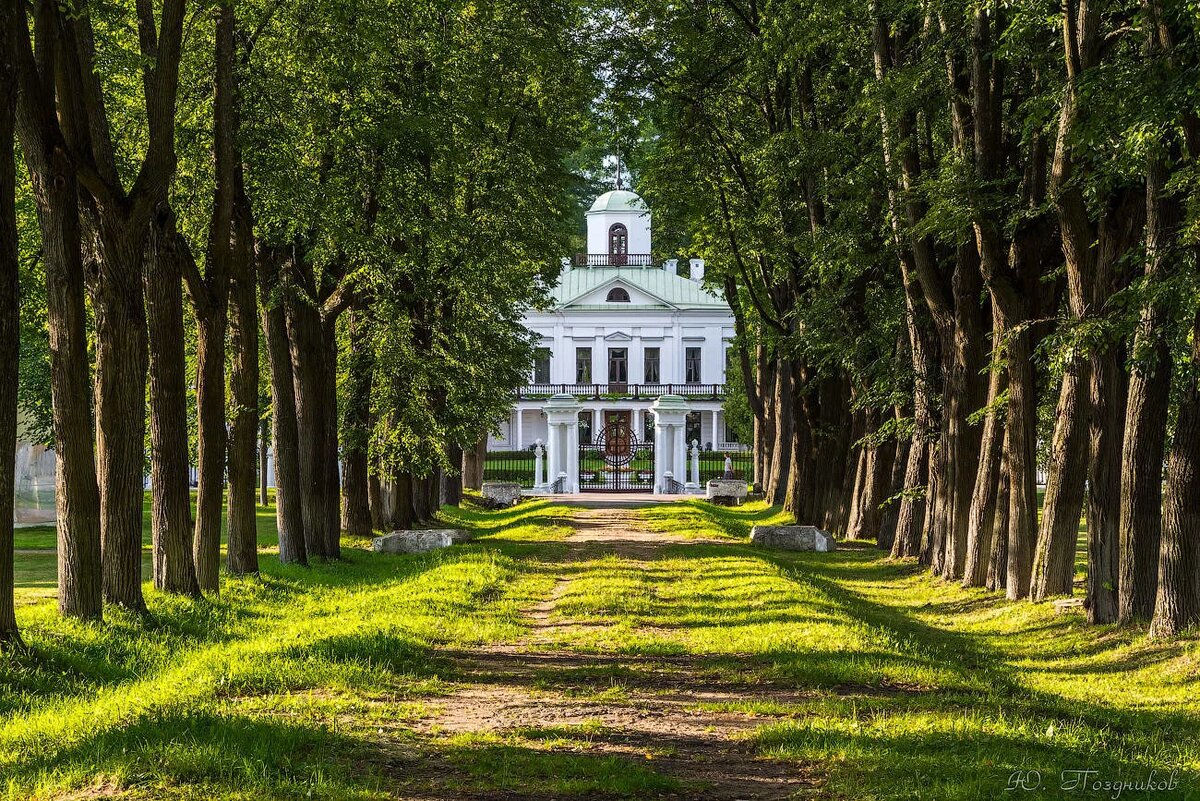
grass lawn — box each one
[3,497,1197,799]
[13,490,283,552]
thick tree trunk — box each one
[91,241,149,613]
[766,357,792,505]
[1119,150,1178,623]
[1030,360,1090,600]
[462,439,487,491]
[17,133,102,620]
[963,353,1006,588]
[1004,327,1038,600]
[226,200,259,576]
[444,444,464,507]
[0,66,21,644]
[261,270,306,565]
[146,209,201,596]
[1086,346,1127,623]
[287,295,332,559]
[340,309,373,536]
[1150,309,1200,638]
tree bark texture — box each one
[10,12,103,620]
[0,56,22,643]
[340,309,373,536]
[226,189,259,576]
[287,293,334,559]
[1150,309,1200,638]
[1030,359,1090,600]
[145,208,201,596]
[261,272,305,565]
[963,350,1006,588]
[91,235,149,613]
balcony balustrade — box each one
[517,383,724,400]
[573,253,654,267]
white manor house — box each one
[488,186,747,494]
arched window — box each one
[606,287,630,302]
[608,223,628,265]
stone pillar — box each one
[543,394,582,493]
[534,439,545,489]
[688,440,700,490]
[651,394,689,494]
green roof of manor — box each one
[587,190,649,214]
[547,267,729,311]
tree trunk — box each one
[340,309,373,536]
[878,408,908,552]
[260,417,270,506]
[462,439,486,491]
[1150,309,1200,638]
[891,429,928,558]
[1004,326,1038,600]
[15,121,103,620]
[1085,345,1126,623]
[145,208,201,596]
[766,357,792,504]
[193,308,227,590]
[859,413,896,548]
[1119,147,1179,623]
[91,238,149,613]
[963,352,1006,588]
[369,471,384,531]
[321,318,342,558]
[260,263,305,565]
[987,431,1011,592]
[287,294,332,559]
[444,444,464,507]
[226,198,259,576]
[0,61,22,644]
[1030,359,1090,600]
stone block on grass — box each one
[372,529,471,554]
[749,525,837,552]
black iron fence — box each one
[482,450,535,489]
[695,450,753,484]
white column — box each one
[543,394,582,493]
[712,411,720,449]
[674,425,687,486]
[650,395,690,494]
[545,422,561,488]
[515,409,524,451]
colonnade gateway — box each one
[486,184,750,494]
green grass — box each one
[4,497,1199,799]
[13,489,283,552]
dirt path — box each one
[401,506,816,800]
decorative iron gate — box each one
[579,418,655,492]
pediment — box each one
[604,331,633,342]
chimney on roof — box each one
[689,258,705,282]
[663,258,678,276]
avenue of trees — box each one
[610,0,1199,634]
[0,0,593,647]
